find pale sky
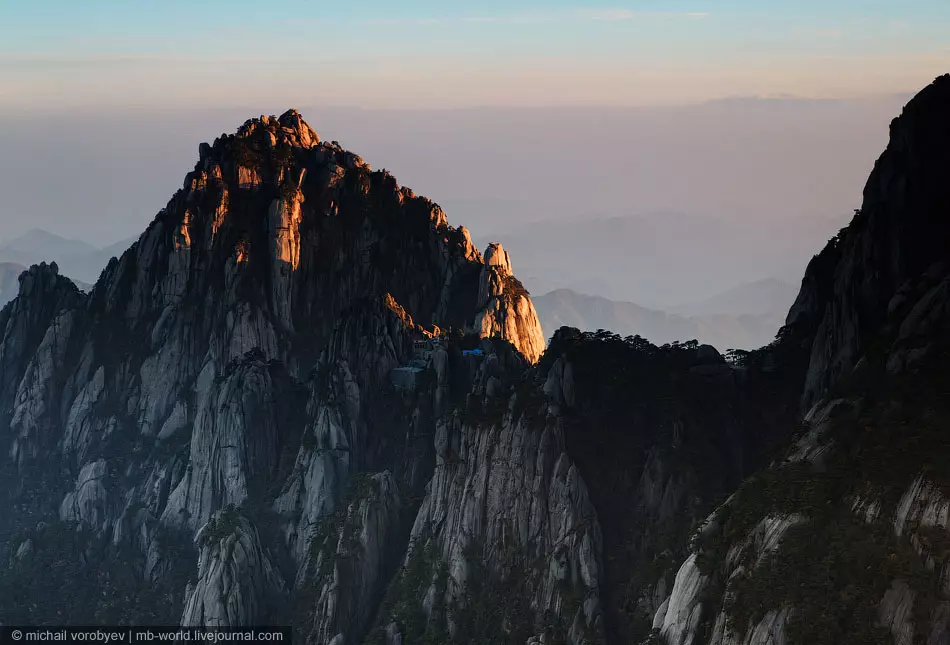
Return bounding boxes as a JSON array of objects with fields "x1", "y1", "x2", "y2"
[
  {"x1": 0, "y1": 1, "x2": 948, "y2": 308},
  {"x1": 1, "y1": 1, "x2": 948, "y2": 109}
]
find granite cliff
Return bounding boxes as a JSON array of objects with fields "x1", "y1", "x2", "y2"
[
  {"x1": 649, "y1": 74, "x2": 950, "y2": 645},
  {"x1": 2, "y1": 73, "x2": 950, "y2": 645}
]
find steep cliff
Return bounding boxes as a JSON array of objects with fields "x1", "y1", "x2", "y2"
[
  {"x1": 652, "y1": 74, "x2": 950, "y2": 645},
  {"x1": 366, "y1": 335, "x2": 604, "y2": 645}
]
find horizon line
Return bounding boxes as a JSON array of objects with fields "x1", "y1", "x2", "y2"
[{"x1": 0, "y1": 90, "x2": 918, "y2": 118}]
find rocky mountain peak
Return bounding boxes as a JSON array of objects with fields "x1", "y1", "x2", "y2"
[
  {"x1": 100, "y1": 109, "x2": 546, "y2": 369},
  {"x1": 474, "y1": 242, "x2": 545, "y2": 363},
  {"x1": 0, "y1": 110, "x2": 550, "y2": 478},
  {"x1": 231, "y1": 109, "x2": 321, "y2": 150},
  {"x1": 483, "y1": 241, "x2": 512, "y2": 275},
  {"x1": 0, "y1": 109, "x2": 556, "y2": 635}
]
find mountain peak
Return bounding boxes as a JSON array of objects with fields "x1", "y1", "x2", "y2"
[
  {"x1": 192, "y1": 109, "x2": 373, "y2": 185},
  {"x1": 483, "y1": 242, "x2": 512, "y2": 275},
  {"x1": 0, "y1": 228, "x2": 97, "y2": 255},
  {"x1": 229, "y1": 109, "x2": 321, "y2": 150},
  {"x1": 97, "y1": 110, "x2": 544, "y2": 365}
]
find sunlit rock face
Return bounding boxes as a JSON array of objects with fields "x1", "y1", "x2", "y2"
[{"x1": 472, "y1": 242, "x2": 546, "y2": 364}]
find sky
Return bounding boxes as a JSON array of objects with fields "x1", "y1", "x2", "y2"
[
  {"x1": 1, "y1": 1, "x2": 948, "y2": 109},
  {"x1": 0, "y1": 1, "x2": 947, "y2": 308},
  {"x1": 0, "y1": 94, "x2": 907, "y2": 249}
]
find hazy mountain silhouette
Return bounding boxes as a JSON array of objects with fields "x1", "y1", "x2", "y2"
[
  {"x1": 476, "y1": 211, "x2": 847, "y2": 309},
  {"x1": 0, "y1": 229, "x2": 137, "y2": 285},
  {"x1": 669, "y1": 278, "x2": 800, "y2": 316},
  {"x1": 0, "y1": 228, "x2": 95, "y2": 260},
  {"x1": 533, "y1": 288, "x2": 785, "y2": 350}
]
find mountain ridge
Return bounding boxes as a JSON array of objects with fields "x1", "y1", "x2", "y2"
[
  {"x1": 533, "y1": 288, "x2": 785, "y2": 350},
  {"x1": 668, "y1": 278, "x2": 799, "y2": 317},
  {"x1": 2, "y1": 75, "x2": 950, "y2": 645},
  {"x1": 0, "y1": 229, "x2": 139, "y2": 286},
  {"x1": 475, "y1": 211, "x2": 846, "y2": 308},
  {"x1": 0, "y1": 228, "x2": 97, "y2": 257}
]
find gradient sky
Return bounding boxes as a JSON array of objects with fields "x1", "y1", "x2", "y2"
[{"x1": 2, "y1": 1, "x2": 948, "y2": 109}]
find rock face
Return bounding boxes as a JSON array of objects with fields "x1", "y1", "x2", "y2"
[
  {"x1": 181, "y1": 506, "x2": 286, "y2": 627},
  {"x1": 788, "y1": 74, "x2": 950, "y2": 410},
  {"x1": 294, "y1": 471, "x2": 402, "y2": 644},
  {"x1": 377, "y1": 399, "x2": 604, "y2": 645},
  {"x1": 472, "y1": 242, "x2": 547, "y2": 363},
  {"x1": 3, "y1": 75, "x2": 950, "y2": 645},
  {"x1": 536, "y1": 328, "x2": 802, "y2": 644},
  {"x1": 651, "y1": 74, "x2": 950, "y2": 645}
]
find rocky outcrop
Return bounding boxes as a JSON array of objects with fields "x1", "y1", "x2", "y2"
[
  {"x1": 347, "y1": 333, "x2": 615, "y2": 645},
  {"x1": 653, "y1": 391, "x2": 950, "y2": 644},
  {"x1": 472, "y1": 242, "x2": 546, "y2": 364},
  {"x1": 273, "y1": 296, "x2": 421, "y2": 568},
  {"x1": 656, "y1": 554, "x2": 708, "y2": 645},
  {"x1": 0, "y1": 263, "x2": 83, "y2": 426},
  {"x1": 294, "y1": 471, "x2": 402, "y2": 645},
  {"x1": 59, "y1": 459, "x2": 115, "y2": 535},
  {"x1": 181, "y1": 506, "x2": 286, "y2": 627},
  {"x1": 160, "y1": 355, "x2": 301, "y2": 535}
]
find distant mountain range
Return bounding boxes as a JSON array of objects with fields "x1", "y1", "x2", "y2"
[
  {"x1": 533, "y1": 285, "x2": 790, "y2": 350},
  {"x1": 0, "y1": 228, "x2": 135, "y2": 289},
  {"x1": 0, "y1": 230, "x2": 119, "y2": 305},
  {"x1": 475, "y1": 211, "x2": 846, "y2": 309},
  {"x1": 668, "y1": 277, "x2": 800, "y2": 317}
]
